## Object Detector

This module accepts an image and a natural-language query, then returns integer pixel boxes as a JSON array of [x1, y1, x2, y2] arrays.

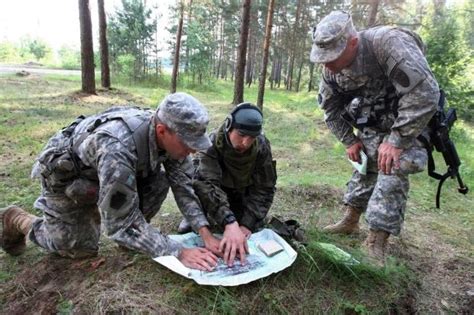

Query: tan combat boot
[[323, 206, 362, 234], [0, 205, 37, 256], [364, 229, 390, 266]]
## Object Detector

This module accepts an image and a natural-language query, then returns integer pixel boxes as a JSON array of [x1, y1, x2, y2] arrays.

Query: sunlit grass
[[0, 73, 472, 313]]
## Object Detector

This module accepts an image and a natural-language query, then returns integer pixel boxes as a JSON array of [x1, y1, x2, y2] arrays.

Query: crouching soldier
[[179, 103, 277, 266], [0, 93, 219, 271]]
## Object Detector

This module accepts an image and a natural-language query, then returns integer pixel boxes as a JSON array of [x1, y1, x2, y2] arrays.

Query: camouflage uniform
[[315, 23, 439, 235], [193, 125, 277, 232], [30, 105, 210, 258]]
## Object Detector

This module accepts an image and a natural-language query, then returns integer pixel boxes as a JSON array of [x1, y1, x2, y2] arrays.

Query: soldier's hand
[[378, 142, 402, 174], [219, 222, 249, 267], [346, 141, 364, 162], [178, 247, 218, 271], [239, 225, 252, 239], [205, 236, 223, 257], [199, 227, 223, 257]]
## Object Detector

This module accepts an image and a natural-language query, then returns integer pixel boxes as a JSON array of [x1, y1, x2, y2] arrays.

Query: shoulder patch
[[318, 85, 332, 106], [388, 58, 426, 94], [99, 180, 136, 217], [391, 67, 410, 88], [110, 191, 127, 210]]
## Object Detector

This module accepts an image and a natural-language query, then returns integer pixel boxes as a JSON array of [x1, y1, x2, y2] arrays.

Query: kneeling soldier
[[180, 103, 277, 267], [0, 93, 218, 271]]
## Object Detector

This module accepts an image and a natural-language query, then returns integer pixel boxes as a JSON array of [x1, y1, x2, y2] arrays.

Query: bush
[[58, 45, 81, 70], [422, 7, 474, 120], [0, 41, 19, 63]]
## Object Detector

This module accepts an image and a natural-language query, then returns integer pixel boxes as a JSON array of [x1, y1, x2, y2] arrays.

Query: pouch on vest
[[36, 116, 87, 189], [40, 150, 78, 190], [36, 133, 79, 190], [65, 178, 99, 205]]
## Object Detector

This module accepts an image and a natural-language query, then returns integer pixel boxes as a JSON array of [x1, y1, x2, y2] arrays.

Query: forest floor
[[0, 73, 472, 314]]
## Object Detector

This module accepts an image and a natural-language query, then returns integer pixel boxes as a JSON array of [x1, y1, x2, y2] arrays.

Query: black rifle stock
[[426, 90, 468, 208]]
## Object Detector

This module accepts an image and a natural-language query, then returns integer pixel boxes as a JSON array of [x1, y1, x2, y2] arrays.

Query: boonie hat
[[310, 11, 356, 63], [156, 92, 212, 151]]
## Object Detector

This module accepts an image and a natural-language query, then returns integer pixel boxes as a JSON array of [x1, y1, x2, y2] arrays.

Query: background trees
[[422, 2, 473, 119], [78, 0, 96, 94], [170, 0, 184, 93], [110, 0, 471, 117], [233, 0, 252, 105], [107, 0, 157, 80], [1, 0, 470, 118], [98, 0, 111, 89], [257, 0, 275, 108]]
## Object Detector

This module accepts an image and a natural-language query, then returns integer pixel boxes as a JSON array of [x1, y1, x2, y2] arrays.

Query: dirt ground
[[1, 84, 472, 314], [2, 187, 472, 314]]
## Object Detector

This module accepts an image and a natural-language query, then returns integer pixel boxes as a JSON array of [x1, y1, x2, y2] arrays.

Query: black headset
[[224, 102, 263, 133]]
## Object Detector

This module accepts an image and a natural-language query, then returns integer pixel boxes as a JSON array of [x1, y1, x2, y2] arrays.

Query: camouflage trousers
[[29, 170, 170, 258], [343, 128, 427, 236], [222, 187, 265, 232]]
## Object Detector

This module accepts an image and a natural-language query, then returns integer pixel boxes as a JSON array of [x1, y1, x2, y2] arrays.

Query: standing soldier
[[0, 93, 219, 271], [179, 103, 277, 266], [310, 11, 439, 265]]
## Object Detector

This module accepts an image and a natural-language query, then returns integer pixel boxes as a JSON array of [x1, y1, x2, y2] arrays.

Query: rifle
[[425, 90, 468, 208]]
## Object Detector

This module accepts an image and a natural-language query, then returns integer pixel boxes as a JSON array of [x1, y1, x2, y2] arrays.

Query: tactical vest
[[68, 106, 151, 177], [323, 26, 426, 131], [32, 106, 154, 206]]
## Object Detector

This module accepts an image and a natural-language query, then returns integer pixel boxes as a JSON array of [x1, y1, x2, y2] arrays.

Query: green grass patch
[[0, 74, 472, 313]]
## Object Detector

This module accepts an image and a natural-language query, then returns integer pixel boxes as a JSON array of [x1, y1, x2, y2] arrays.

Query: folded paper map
[[154, 229, 297, 286]]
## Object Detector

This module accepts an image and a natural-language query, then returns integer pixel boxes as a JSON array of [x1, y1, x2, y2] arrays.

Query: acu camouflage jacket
[[193, 125, 277, 230], [34, 106, 209, 257], [318, 26, 439, 149]]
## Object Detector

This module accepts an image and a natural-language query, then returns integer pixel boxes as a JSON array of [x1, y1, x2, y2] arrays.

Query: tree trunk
[[216, 14, 224, 79], [78, 0, 96, 94], [308, 62, 314, 92], [257, 0, 275, 109], [232, 0, 252, 105], [433, 0, 446, 16], [184, 0, 193, 73], [287, 0, 302, 91], [98, 0, 110, 88], [245, 32, 253, 87], [276, 58, 282, 88], [295, 59, 304, 93], [367, 0, 380, 27], [269, 57, 275, 90], [284, 54, 291, 89], [295, 5, 308, 93], [171, 1, 184, 93]]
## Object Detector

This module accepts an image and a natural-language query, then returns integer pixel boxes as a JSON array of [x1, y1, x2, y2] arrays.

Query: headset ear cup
[[224, 114, 233, 132]]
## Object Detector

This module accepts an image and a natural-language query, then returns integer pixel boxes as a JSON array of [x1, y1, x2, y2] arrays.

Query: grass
[[0, 72, 472, 313]]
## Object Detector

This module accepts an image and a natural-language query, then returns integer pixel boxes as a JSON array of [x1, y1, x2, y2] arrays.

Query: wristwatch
[[223, 214, 237, 226]]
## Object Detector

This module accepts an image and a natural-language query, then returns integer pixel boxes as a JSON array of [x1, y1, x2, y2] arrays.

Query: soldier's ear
[[155, 123, 167, 137], [348, 36, 358, 49]]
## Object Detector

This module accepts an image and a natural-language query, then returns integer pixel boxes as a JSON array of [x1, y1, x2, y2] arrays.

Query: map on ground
[[153, 229, 298, 286]]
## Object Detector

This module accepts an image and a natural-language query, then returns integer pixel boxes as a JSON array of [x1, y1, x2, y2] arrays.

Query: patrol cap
[[156, 92, 212, 151], [230, 103, 263, 137], [310, 11, 356, 63]]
